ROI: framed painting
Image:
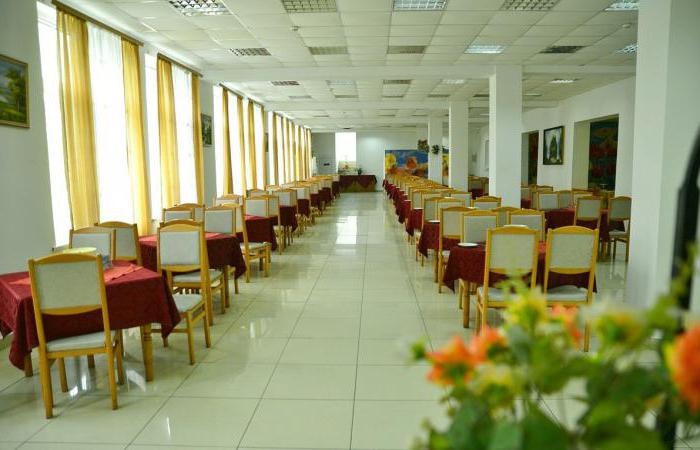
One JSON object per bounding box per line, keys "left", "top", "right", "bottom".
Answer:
{"left": 384, "top": 149, "right": 428, "bottom": 178}
{"left": 543, "top": 125, "right": 564, "bottom": 165}
{"left": 0, "top": 54, "right": 29, "bottom": 128}
{"left": 201, "top": 113, "right": 212, "bottom": 146}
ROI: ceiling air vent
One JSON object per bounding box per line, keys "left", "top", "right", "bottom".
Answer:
{"left": 540, "top": 45, "right": 584, "bottom": 54}
{"left": 326, "top": 80, "right": 355, "bottom": 86}
{"left": 605, "top": 0, "right": 638, "bottom": 11}
{"left": 308, "top": 46, "right": 348, "bottom": 55}
{"left": 501, "top": 0, "right": 560, "bottom": 11}
{"left": 335, "top": 95, "right": 359, "bottom": 99}
{"left": 616, "top": 43, "right": 637, "bottom": 54}
{"left": 383, "top": 79, "right": 412, "bottom": 85}
{"left": 281, "top": 0, "right": 337, "bottom": 13}
{"left": 393, "top": 0, "right": 447, "bottom": 10}
{"left": 289, "top": 95, "right": 312, "bottom": 99}
{"left": 387, "top": 45, "right": 426, "bottom": 55}
{"left": 271, "top": 80, "right": 300, "bottom": 86}
{"left": 229, "top": 48, "right": 271, "bottom": 56}
{"left": 168, "top": 0, "right": 231, "bottom": 16}
{"left": 382, "top": 95, "right": 405, "bottom": 99}
{"left": 473, "top": 93, "right": 489, "bottom": 98}
{"left": 427, "top": 94, "right": 449, "bottom": 98}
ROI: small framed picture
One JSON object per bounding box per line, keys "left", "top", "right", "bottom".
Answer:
{"left": 201, "top": 113, "right": 212, "bottom": 146}
{"left": 0, "top": 54, "right": 29, "bottom": 128}
{"left": 543, "top": 125, "right": 564, "bottom": 165}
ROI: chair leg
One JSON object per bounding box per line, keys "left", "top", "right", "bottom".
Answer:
{"left": 625, "top": 240, "right": 630, "bottom": 262}
{"left": 185, "top": 313, "right": 196, "bottom": 365}
{"left": 57, "top": 358, "right": 68, "bottom": 393}
{"left": 437, "top": 258, "right": 443, "bottom": 293}
{"left": 162, "top": 336, "right": 169, "bottom": 347}
{"left": 583, "top": 323, "right": 591, "bottom": 352}
{"left": 38, "top": 353, "right": 54, "bottom": 418}
{"left": 115, "top": 336, "right": 125, "bottom": 385}
{"left": 220, "top": 275, "right": 227, "bottom": 315}
{"left": 105, "top": 348, "right": 118, "bottom": 410}
{"left": 457, "top": 281, "right": 463, "bottom": 309}
{"left": 203, "top": 309, "right": 212, "bottom": 348}
{"left": 462, "top": 288, "right": 470, "bottom": 328}
{"left": 87, "top": 355, "right": 95, "bottom": 368}
{"left": 205, "top": 286, "right": 214, "bottom": 326}
{"left": 234, "top": 275, "right": 240, "bottom": 294}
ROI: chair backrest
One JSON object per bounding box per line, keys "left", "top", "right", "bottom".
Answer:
{"left": 575, "top": 196, "right": 602, "bottom": 221}
{"left": 460, "top": 211, "right": 498, "bottom": 244}
{"left": 95, "top": 222, "right": 139, "bottom": 263}
{"left": 537, "top": 185, "right": 554, "bottom": 192}
{"left": 468, "top": 177, "right": 483, "bottom": 191}
{"left": 545, "top": 226, "right": 598, "bottom": 274}
{"left": 276, "top": 189, "right": 297, "bottom": 207}
{"left": 572, "top": 191, "right": 590, "bottom": 208}
{"left": 70, "top": 227, "right": 116, "bottom": 259}
{"left": 293, "top": 186, "right": 310, "bottom": 200}
{"left": 307, "top": 183, "right": 319, "bottom": 195}
{"left": 492, "top": 206, "right": 518, "bottom": 226}
{"left": 508, "top": 209, "right": 545, "bottom": 241}
{"left": 423, "top": 196, "right": 443, "bottom": 222}
{"left": 556, "top": 190, "right": 572, "bottom": 208}
{"left": 157, "top": 221, "right": 204, "bottom": 271}
{"left": 204, "top": 206, "right": 236, "bottom": 234}
{"left": 245, "top": 197, "right": 268, "bottom": 217}
{"left": 473, "top": 196, "right": 502, "bottom": 210}
{"left": 163, "top": 206, "right": 194, "bottom": 223}
{"left": 437, "top": 197, "right": 466, "bottom": 217}
{"left": 411, "top": 189, "right": 428, "bottom": 209}
{"left": 450, "top": 191, "right": 472, "bottom": 205}
{"left": 608, "top": 196, "right": 631, "bottom": 221}
{"left": 266, "top": 185, "right": 280, "bottom": 192}
{"left": 440, "top": 206, "right": 471, "bottom": 240}
{"left": 214, "top": 194, "right": 242, "bottom": 206}
{"left": 536, "top": 192, "right": 559, "bottom": 211}
{"left": 248, "top": 189, "right": 266, "bottom": 198}
{"left": 332, "top": 174, "right": 339, "bottom": 182}
{"left": 177, "top": 203, "right": 204, "bottom": 221}
{"left": 485, "top": 227, "right": 538, "bottom": 281}
{"left": 266, "top": 195, "right": 281, "bottom": 218}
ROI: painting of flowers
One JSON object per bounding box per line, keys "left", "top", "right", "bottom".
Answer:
{"left": 384, "top": 149, "right": 428, "bottom": 178}
{"left": 0, "top": 54, "right": 29, "bottom": 128}
{"left": 543, "top": 125, "right": 564, "bottom": 165}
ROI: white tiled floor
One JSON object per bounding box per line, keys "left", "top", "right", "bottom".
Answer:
{"left": 1, "top": 192, "right": 691, "bottom": 449}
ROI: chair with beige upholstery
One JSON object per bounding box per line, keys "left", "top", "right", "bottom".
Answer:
{"left": 247, "top": 189, "right": 266, "bottom": 198}
{"left": 276, "top": 189, "right": 299, "bottom": 245}
{"left": 235, "top": 202, "right": 270, "bottom": 282}
{"left": 292, "top": 186, "right": 312, "bottom": 228}
{"left": 422, "top": 194, "right": 444, "bottom": 222}
{"left": 521, "top": 187, "right": 531, "bottom": 204}
{"left": 177, "top": 203, "right": 204, "bottom": 222}
{"left": 557, "top": 190, "right": 572, "bottom": 209}
{"left": 450, "top": 190, "right": 472, "bottom": 206}
{"left": 508, "top": 209, "right": 546, "bottom": 241}
{"left": 544, "top": 226, "right": 599, "bottom": 351}
{"left": 472, "top": 196, "right": 502, "bottom": 210}
{"left": 437, "top": 206, "right": 471, "bottom": 293}
{"left": 28, "top": 253, "right": 124, "bottom": 418}
{"left": 460, "top": 210, "right": 498, "bottom": 245}
{"left": 163, "top": 205, "right": 195, "bottom": 223}
{"left": 608, "top": 196, "right": 632, "bottom": 261}
{"left": 95, "top": 222, "right": 141, "bottom": 265}
{"left": 468, "top": 177, "right": 483, "bottom": 192}
{"left": 492, "top": 206, "right": 518, "bottom": 227}
{"left": 473, "top": 227, "right": 538, "bottom": 331}
{"left": 70, "top": 227, "right": 116, "bottom": 260}
{"left": 204, "top": 205, "right": 239, "bottom": 300}
{"left": 214, "top": 194, "right": 242, "bottom": 206}
{"left": 157, "top": 222, "right": 212, "bottom": 363}
{"left": 265, "top": 194, "right": 284, "bottom": 254}
{"left": 574, "top": 196, "right": 603, "bottom": 230}
{"left": 536, "top": 192, "right": 559, "bottom": 211}
{"left": 572, "top": 191, "right": 591, "bottom": 209}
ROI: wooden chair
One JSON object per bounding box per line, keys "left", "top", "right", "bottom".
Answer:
{"left": 437, "top": 206, "right": 471, "bottom": 293}
{"left": 544, "top": 226, "right": 599, "bottom": 351}
{"left": 292, "top": 186, "right": 312, "bottom": 229}
{"left": 572, "top": 191, "right": 591, "bottom": 209}
{"left": 214, "top": 194, "right": 242, "bottom": 206}
{"left": 235, "top": 202, "right": 270, "bottom": 282}
{"left": 95, "top": 222, "right": 141, "bottom": 265}
{"left": 574, "top": 196, "right": 603, "bottom": 231}
{"left": 608, "top": 196, "right": 632, "bottom": 261}
{"left": 492, "top": 206, "right": 518, "bottom": 227}
{"left": 536, "top": 192, "right": 559, "bottom": 211}
{"left": 450, "top": 190, "right": 472, "bottom": 206}
{"left": 28, "top": 253, "right": 124, "bottom": 418}
{"left": 69, "top": 227, "right": 116, "bottom": 260}
{"left": 557, "top": 190, "right": 572, "bottom": 209}
{"left": 508, "top": 209, "right": 546, "bottom": 241}
{"left": 472, "top": 196, "right": 502, "bottom": 210}
{"left": 204, "top": 205, "right": 238, "bottom": 301}
{"left": 422, "top": 194, "right": 444, "bottom": 222}
{"left": 163, "top": 205, "right": 195, "bottom": 223}
{"left": 177, "top": 203, "right": 204, "bottom": 222}
{"left": 474, "top": 227, "right": 539, "bottom": 332}
{"left": 276, "top": 189, "right": 298, "bottom": 246}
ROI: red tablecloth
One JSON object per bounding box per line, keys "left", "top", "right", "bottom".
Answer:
{"left": 544, "top": 208, "right": 621, "bottom": 241}
{"left": 321, "top": 187, "right": 332, "bottom": 205}
{"left": 398, "top": 199, "right": 411, "bottom": 224}
{"left": 470, "top": 188, "right": 484, "bottom": 198}
{"left": 339, "top": 175, "right": 377, "bottom": 191}
{"left": 442, "top": 243, "right": 594, "bottom": 292}
{"left": 139, "top": 233, "right": 247, "bottom": 278}
{"left": 242, "top": 215, "right": 278, "bottom": 251}
{"left": 521, "top": 199, "right": 531, "bottom": 209}
{"left": 310, "top": 193, "right": 321, "bottom": 209}
{"left": 406, "top": 209, "right": 423, "bottom": 237}
{"left": 418, "top": 221, "right": 459, "bottom": 257}
{"left": 279, "top": 205, "right": 298, "bottom": 231}
{"left": 298, "top": 199, "right": 311, "bottom": 217}
{"left": 332, "top": 181, "right": 340, "bottom": 197}
{"left": 0, "top": 261, "right": 179, "bottom": 369}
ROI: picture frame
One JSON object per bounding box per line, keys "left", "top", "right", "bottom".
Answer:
{"left": 201, "top": 113, "right": 212, "bottom": 146}
{"left": 543, "top": 125, "right": 564, "bottom": 165}
{"left": 0, "top": 54, "right": 29, "bottom": 128}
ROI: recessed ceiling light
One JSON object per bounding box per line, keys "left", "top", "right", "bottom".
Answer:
{"left": 550, "top": 78, "right": 577, "bottom": 84}
{"left": 393, "top": 0, "right": 447, "bottom": 10}
{"left": 524, "top": 92, "right": 542, "bottom": 97}
{"left": 428, "top": 94, "right": 450, "bottom": 98}
{"left": 615, "top": 43, "right": 637, "bottom": 54}
{"left": 289, "top": 95, "right": 312, "bottom": 99}
{"left": 540, "top": 45, "right": 584, "bottom": 54}
{"left": 441, "top": 79, "right": 465, "bottom": 84}
{"left": 326, "top": 80, "right": 355, "bottom": 86}
{"left": 335, "top": 94, "right": 359, "bottom": 99}
{"left": 271, "top": 80, "right": 300, "bottom": 86}
{"left": 281, "top": 0, "right": 337, "bottom": 12}
{"left": 382, "top": 95, "right": 405, "bottom": 99}
{"left": 383, "top": 79, "right": 412, "bottom": 85}
{"left": 605, "top": 0, "right": 638, "bottom": 11}
{"left": 501, "top": 0, "right": 560, "bottom": 11}
{"left": 465, "top": 45, "right": 505, "bottom": 54}
{"left": 229, "top": 47, "right": 271, "bottom": 56}
{"left": 387, "top": 45, "right": 426, "bottom": 55}
{"left": 168, "top": 0, "right": 231, "bottom": 16}
{"left": 308, "top": 46, "right": 348, "bottom": 55}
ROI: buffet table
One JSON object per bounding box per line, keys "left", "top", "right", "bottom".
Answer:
{"left": 339, "top": 175, "right": 377, "bottom": 192}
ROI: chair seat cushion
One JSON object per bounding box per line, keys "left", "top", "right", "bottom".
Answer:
{"left": 609, "top": 230, "right": 627, "bottom": 238}
{"left": 476, "top": 286, "right": 510, "bottom": 301}
{"left": 243, "top": 242, "right": 268, "bottom": 251}
{"left": 546, "top": 285, "right": 589, "bottom": 301}
{"left": 174, "top": 293, "right": 203, "bottom": 312}
{"left": 47, "top": 330, "right": 117, "bottom": 352}
{"left": 173, "top": 269, "right": 223, "bottom": 284}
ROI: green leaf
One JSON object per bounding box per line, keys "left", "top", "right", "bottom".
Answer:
{"left": 488, "top": 420, "right": 522, "bottom": 450}
{"left": 590, "top": 425, "right": 664, "bottom": 450}
{"left": 521, "top": 407, "right": 569, "bottom": 450}
{"left": 445, "top": 400, "right": 493, "bottom": 450}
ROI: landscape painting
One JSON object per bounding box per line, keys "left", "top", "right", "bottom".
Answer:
{"left": 0, "top": 54, "right": 29, "bottom": 128}
{"left": 384, "top": 149, "right": 428, "bottom": 178}
{"left": 543, "top": 126, "right": 564, "bottom": 165}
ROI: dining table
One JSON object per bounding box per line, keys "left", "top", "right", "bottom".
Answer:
{"left": 418, "top": 220, "right": 458, "bottom": 258}
{"left": 297, "top": 198, "right": 311, "bottom": 218}
{"left": 243, "top": 215, "right": 279, "bottom": 250}
{"left": 544, "top": 207, "right": 622, "bottom": 241}
{"left": 278, "top": 205, "right": 299, "bottom": 231}
{"left": 0, "top": 261, "right": 180, "bottom": 381}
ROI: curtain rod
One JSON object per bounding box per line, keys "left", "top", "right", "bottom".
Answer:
{"left": 52, "top": 0, "right": 143, "bottom": 47}
{"left": 157, "top": 53, "right": 203, "bottom": 78}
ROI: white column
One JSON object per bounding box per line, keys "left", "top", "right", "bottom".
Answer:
{"left": 488, "top": 65, "right": 522, "bottom": 207}
{"left": 448, "top": 101, "right": 468, "bottom": 190}
{"left": 626, "top": 0, "right": 700, "bottom": 308}
{"left": 428, "top": 114, "right": 443, "bottom": 183}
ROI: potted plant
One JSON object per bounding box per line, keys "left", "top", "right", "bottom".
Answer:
{"left": 431, "top": 144, "right": 442, "bottom": 155}
{"left": 418, "top": 139, "right": 429, "bottom": 152}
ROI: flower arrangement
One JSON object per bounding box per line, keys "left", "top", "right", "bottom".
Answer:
{"left": 418, "top": 139, "right": 430, "bottom": 152}
{"left": 412, "top": 278, "right": 700, "bottom": 450}
{"left": 431, "top": 144, "right": 442, "bottom": 155}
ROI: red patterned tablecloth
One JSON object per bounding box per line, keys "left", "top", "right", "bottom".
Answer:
{"left": 406, "top": 209, "right": 423, "bottom": 237}
{"left": 298, "top": 199, "right": 311, "bottom": 217}
{"left": 139, "top": 233, "right": 247, "bottom": 278}
{"left": 544, "top": 208, "right": 621, "bottom": 241}
{"left": 279, "top": 205, "right": 298, "bottom": 231}
{"left": 0, "top": 261, "right": 180, "bottom": 369}
{"left": 418, "top": 221, "right": 459, "bottom": 257}
{"left": 242, "top": 215, "right": 278, "bottom": 251}
{"left": 442, "top": 243, "right": 594, "bottom": 292}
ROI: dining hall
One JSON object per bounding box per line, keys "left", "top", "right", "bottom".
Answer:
{"left": 1, "top": 0, "right": 700, "bottom": 449}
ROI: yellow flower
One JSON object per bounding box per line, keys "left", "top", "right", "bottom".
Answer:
{"left": 505, "top": 290, "right": 547, "bottom": 332}
{"left": 593, "top": 307, "right": 645, "bottom": 349}
{"left": 384, "top": 153, "right": 396, "bottom": 169}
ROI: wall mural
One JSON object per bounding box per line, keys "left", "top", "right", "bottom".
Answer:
{"left": 442, "top": 147, "right": 449, "bottom": 185}
{"left": 588, "top": 119, "right": 619, "bottom": 190}
{"left": 384, "top": 149, "right": 428, "bottom": 178}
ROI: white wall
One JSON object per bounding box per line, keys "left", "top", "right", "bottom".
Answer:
{"left": 469, "top": 125, "right": 490, "bottom": 177}
{"left": 199, "top": 79, "right": 216, "bottom": 205}
{"left": 522, "top": 77, "right": 636, "bottom": 195}
{"left": 356, "top": 130, "right": 416, "bottom": 187}
{"left": 0, "top": 0, "right": 55, "bottom": 273}
{"left": 311, "top": 132, "right": 335, "bottom": 175}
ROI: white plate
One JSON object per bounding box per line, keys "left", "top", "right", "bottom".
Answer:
{"left": 457, "top": 242, "right": 478, "bottom": 248}
{"left": 428, "top": 219, "right": 440, "bottom": 223}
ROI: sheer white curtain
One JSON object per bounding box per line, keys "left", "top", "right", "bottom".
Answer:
{"left": 267, "top": 111, "right": 276, "bottom": 186}
{"left": 228, "top": 92, "right": 244, "bottom": 195}
{"left": 87, "top": 23, "right": 134, "bottom": 223}
{"left": 144, "top": 53, "right": 161, "bottom": 219}
{"left": 242, "top": 98, "right": 254, "bottom": 190}
{"left": 254, "top": 104, "right": 265, "bottom": 188}
{"left": 172, "top": 65, "right": 197, "bottom": 203}
{"left": 213, "top": 85, "right": 224, "bottom": 196}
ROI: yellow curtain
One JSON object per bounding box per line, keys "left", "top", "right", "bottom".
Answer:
{"left": 289, "top": 121, "right": 295, "bottom": 181}
{"left": 191, "top": 74, "right": 204, "bottom": 204}
{"left": 271, "top": 114, "right": 279, "bottom": 185}
{"left": 284, "top": 118, "right": 290, "bottom": 182}
{"left": 299, "top": 126, "right": 305, "bottom": 179}
{"left": 260, "top": 105, "right": 268, "bottom": 187}
{"left": 57, "top": 11, "right": 99, "bottom": 229}
{"left": 236, "top": 95, "right": 247, "bottom": 194}
{"left": 246, "top": 100, "right": 257, "bottom": 189}
{"left": 157, "top": 58, "right": 179, "bottom": 208}
{"left": 221, "top": 90, "right": 233, "bottom": 194}
{"left": 121, "top": 39, "right": 151, "bottom": 234}
{"left": 294, "top": 124, "right": 300, "bottom": 180}
{"left": 307, "top": 128, "right": 312, "bottom": 178}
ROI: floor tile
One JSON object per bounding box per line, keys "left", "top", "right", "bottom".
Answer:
{"left": 355, "top": 365, "right": 443, "bottom": 401}
{"left": 173, "top": 362, "right": 275, "bottom": 398}
{"left": 279, "top": 338, "right": 358, "bottom": 365}
{"left": 264, "top": 364, "right": 356, "bottom": 400}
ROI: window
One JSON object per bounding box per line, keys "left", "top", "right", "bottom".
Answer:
{"left": 267, "top": 111, "right": 276, "bottom": 186}
{"left": 213, "top": 85, "right": 224, "bottom": 195}
{"left": 335, "top": 132, "right": 356, "bottom": 169}
{"left": 172, "top": 64, "right": 197, "bottom": 203}
{"left": 254, "top": 104, "right": 265, "bottom": 188}
{"left": 144, "top": 53, "right": 161, "bottom": 219}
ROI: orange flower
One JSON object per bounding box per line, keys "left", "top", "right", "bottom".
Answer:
{"left": 469, "top": 326, "right": 506, "bottom": 364}
{"left": 426, "top": 336, "right": 474, "bottom": 386}
{"left": 551, "top": 305, "right": 582, "bottom": 345}
{"left": 666, "top": 326, "right": 700, "bottom": 412}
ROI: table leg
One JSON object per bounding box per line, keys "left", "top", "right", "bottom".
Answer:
{"left": 140, "top": 324, "right": 154, "bottom": 382}
{"left": 24, "top": 354, "right": 33, "bottom": 377}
